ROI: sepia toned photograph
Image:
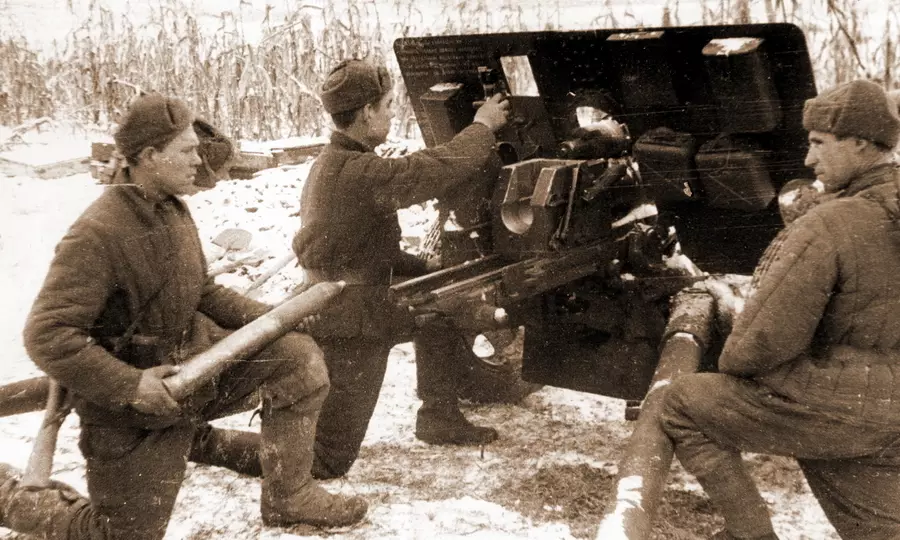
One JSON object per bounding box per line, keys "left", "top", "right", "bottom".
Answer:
{"left": 1, "top": 0, "right": 898, "bottom": 538}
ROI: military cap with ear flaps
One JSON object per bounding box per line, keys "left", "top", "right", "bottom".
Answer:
{"left": 113, "top": 93, "right": 234, "bottom": 189}
{"left": 319, "top": 59, "right": 393, "bottom": 115}
{"left": 803, "top": 80, "right": 900, "bottom": 148}
{"left": 192, "top": 118, "right": 234, "bottom": 189}
{"left": 114, "top": 93, "right": 194, "bottom": 160}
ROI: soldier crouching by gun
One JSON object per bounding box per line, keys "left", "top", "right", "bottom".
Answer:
{"left": 661, "top": 81, "right": 900, "bottom": 540}
{"left": 0, "top": 94, "right": 367, "bottom": 540}
{"left": 292, "top": 59, "right": 511, "bottom": 480}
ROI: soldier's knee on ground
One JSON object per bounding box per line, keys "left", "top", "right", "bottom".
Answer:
{"left": 263, "top": 331, "right": 329, "bottom": 409}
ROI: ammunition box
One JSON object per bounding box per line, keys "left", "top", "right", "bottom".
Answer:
{"left": 695, "top": 135, "right": 776, "bottom": 212}
{"left": 419, "top": 85, "right": 474, "bottom": 146}
{"left": 703, "top": 37, "right": 782, "bottom": 133}
{"left": 632, "top": 128, "right": 700, "bottom": 205}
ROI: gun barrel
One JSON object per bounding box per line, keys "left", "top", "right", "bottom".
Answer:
{"left": 163, "top": 281, "right": 344, "bottom": 401}
{"left": 391, "top": 256, "right": 504, "bottom": 300}
{"left": 595, "top": 289, "right": 715, "bottom": 540}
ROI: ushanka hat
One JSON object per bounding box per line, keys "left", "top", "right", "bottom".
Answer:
{"left": 319, "top": 59, "right": 392, "bottom": 115}
{"left": 112, "top": 93, "right": 233, "bottom": 189}
{"left": 803, "top": 80, "right": 900, "bottom": 148}
{"left": 114, "top": 93, "right": 193, "bottom": 161}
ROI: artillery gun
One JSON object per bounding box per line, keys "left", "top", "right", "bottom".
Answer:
{"left": 389, "top": 23, "right": 816, "bottom": 538}
{"left": 390, "top": 22, "right": 815, "bottom": 403}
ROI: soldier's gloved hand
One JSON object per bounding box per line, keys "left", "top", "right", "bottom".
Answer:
{"left": 473, "top": 93, "right": 511, "bottom": 132}
{"left": 131, "top": 365, "right": 181, "bottom": 416}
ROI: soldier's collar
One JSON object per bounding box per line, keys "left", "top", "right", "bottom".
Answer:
{"left": 109, "top": 176, "right": 187, "bottom": 223}
{"left": 330, "top": 131, "right": 372, "bottom": 153}
{"left": 842, "top": 163, "right": 897, "bottom": 198}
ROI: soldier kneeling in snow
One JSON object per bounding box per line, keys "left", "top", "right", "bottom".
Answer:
{"left": 292, "top": 59, "right": 511, "bottom": 480}
{"left": 0, "top": 94, "right": 367, "bottom": 540}
{"left": 661, "top": 80, "right": 900, "bottom": 540}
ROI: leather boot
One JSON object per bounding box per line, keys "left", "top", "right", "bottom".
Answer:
{"left": 3, "top": 474, "right": 108, "bottom": 540}
{"left": 415, "top": 402, "right": 499, "bottom": 445}
{"left": 259, "top": 401, "right": 367, "bottom": 528}
{"left": 189, "top": 423, "right": 262, "bottom": 477}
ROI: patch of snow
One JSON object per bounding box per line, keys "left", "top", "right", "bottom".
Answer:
{"left": 703, "top": 37, "right": 763, "bottom": 56}
{"left": 0, "top": 121, "right": 110, "bottom": 165}
{"left": 524, "top": 386, "right": 626, "bottom": 426}
{"left": 397, "top": 200, "right": 439, "bottom": 237}
{"left": 365, "top": 497, "right": 577, "bottom": 540}
{"left": 595, "top": 475, "right": 646, "bottom": 540}
{"left": 0, "top": 173, "right": 104, "bottom": 380}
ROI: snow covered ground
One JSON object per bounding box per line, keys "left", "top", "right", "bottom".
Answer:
{"left": 0, "top": 130, "right": 839, "bottom": 539}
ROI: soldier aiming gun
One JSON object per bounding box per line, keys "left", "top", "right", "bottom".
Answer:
{"left": 292, "top": 58, "right": 511, "bottom": 480}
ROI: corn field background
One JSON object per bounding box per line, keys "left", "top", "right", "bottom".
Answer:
{"left": 0, "top": 0, "right": 897, "bottom": 141}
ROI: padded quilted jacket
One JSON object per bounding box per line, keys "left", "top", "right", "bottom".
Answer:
{"left": 291, "top": 124, "right": 497, "bottom": 338}
{"left": 23, "top": 182, "right": 270, "bottom": 424}
{"left": 721, "top": 164, "right": 900, "bottom": 423}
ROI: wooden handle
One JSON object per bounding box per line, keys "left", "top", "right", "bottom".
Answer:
{"left": 22, "top": 379, "right": 69, "bottom": 488}
{"left": 0, "top": 376, "right": 51, "bottom": 418}
{"left": 243, "top": 253, "right": 297, "bottom": 294}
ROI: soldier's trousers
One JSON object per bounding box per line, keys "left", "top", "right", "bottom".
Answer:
{"left": 660, "top": 373, "right": 900, "bottom": 540}
{"left": 9, "top": 331, "right": 328, "bottom": 540}
{"left": 312, "top": 323, "right": 469, "bottom": 478}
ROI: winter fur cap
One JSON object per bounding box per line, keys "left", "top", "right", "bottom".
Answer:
{"left": 319, "top": 59, "right": 392, "bottom": 115}
{"left": 114, "top": 93, "right": 193, "bottom": 161}
{"left": 803, "top": 80, "right": 900, "bottom": 148}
